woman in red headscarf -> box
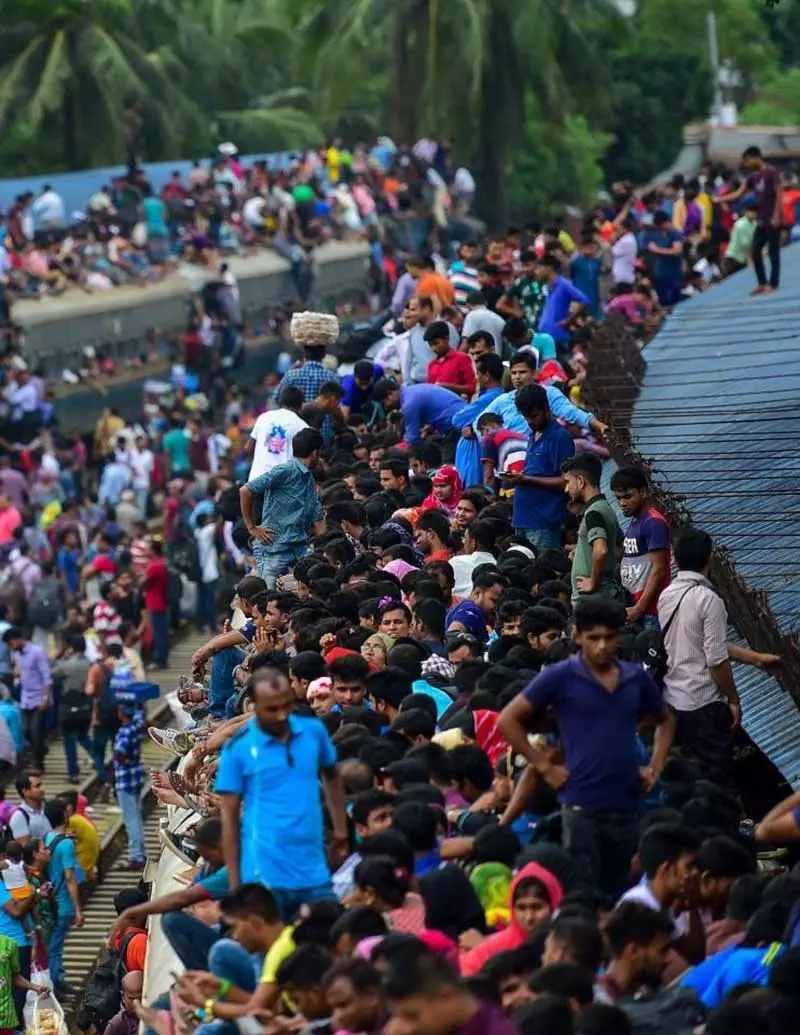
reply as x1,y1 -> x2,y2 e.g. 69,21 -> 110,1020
421,465 -> 463,516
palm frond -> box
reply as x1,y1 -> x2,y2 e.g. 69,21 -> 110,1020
0,34 -> 47,125
27,28 -> 69,126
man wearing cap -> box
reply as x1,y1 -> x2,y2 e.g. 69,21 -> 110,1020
425,321 -> 476,397
373,379 -> 462,446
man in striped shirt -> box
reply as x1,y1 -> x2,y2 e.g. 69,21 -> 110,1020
448,241 -> 481,309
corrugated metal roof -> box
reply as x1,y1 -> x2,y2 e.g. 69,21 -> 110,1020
629,249 -> 800,784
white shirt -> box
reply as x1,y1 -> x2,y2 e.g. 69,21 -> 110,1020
462,306 -> 506,354
617,878 -> 687,938
658,571 -> 729,713
194,523 -> 219,583
248,408 -> 309,480
130,449 -> 154,490
243,196 -> 266,228
450,552 -> 498,599
611,232 -> 638,285
32,190 -> 65,227
9,382 -> 39,420
454,167 -> 476,193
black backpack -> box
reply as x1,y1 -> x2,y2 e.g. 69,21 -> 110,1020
27,578 -> 64,630
619,986 -> 706,1035
169,521 -> 201,583
82,930 -> 138,1027
639,585 -> 697,689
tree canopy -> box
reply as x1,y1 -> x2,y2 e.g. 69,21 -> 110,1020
0,0 -> 795,223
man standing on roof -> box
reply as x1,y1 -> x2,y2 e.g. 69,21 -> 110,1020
658,528 -> 782,782
723,146 -> 782,295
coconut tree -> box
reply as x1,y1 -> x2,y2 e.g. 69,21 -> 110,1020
0,0 -> 194,168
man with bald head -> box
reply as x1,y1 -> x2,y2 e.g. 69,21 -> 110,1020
104,970 -> 143,1035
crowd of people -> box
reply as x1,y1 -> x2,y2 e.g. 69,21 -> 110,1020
0,136 -> 475,315
0,139 -> 797,1035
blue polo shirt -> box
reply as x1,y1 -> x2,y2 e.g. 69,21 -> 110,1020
45,830 -> 80,918
512,421 -> 574,531
215,714 -> 337,890
0,883 -> 27,947
538,277 -> 590,342
523,656 -> 662,812
341,365 -> 384,412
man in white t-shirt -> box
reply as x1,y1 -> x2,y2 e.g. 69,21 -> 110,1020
247,386 -> 308,480
130,434 -> 154,517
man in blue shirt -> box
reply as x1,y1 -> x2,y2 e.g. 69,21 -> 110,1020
216,668 -> 348,921
373,379 -> 462,445
240,428 -> 326,588
569,236 -> 602,317
647,211 -> 684,307
340,360 -> 384,421
44,799 -> 84,997
475,351 -> 606,439
537,254 -> 590,344
504,384 -> 574,551
498,596 -> 675,896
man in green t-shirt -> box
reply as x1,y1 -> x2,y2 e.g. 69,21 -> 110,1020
562,454 -> 622,604
497,249 -> 547,333
724,202 -> 757,276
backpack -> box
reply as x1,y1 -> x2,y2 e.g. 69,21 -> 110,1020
1,805 -> 27,842
169,522 -> 201,583
27,578 -> 63,630
639,585 -> 698,690
82,930 -> 138,1027
619,986 -> 706,1035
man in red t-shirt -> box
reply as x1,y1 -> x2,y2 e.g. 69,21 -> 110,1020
425,321 -> 476,397
142,538 -> 170,669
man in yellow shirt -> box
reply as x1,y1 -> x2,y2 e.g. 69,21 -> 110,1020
175,883 -> 296,1016
59,790 -> 100,885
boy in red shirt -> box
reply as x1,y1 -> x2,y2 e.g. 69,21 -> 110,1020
425,321 -> 475,397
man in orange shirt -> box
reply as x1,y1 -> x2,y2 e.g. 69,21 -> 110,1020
415,257 -> 455,311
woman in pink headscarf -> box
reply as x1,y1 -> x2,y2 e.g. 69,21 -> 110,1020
421,465 -> 463,517
459,862 -> 564,976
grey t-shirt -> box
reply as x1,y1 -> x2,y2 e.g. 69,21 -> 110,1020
462,306 -> 506,354
8,802 -> 52,841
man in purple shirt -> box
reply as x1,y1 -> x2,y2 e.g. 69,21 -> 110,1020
3,628 -> 51,769
391,258 -> 423,318
384,947 -> 517,1035
725,145 -> 783,293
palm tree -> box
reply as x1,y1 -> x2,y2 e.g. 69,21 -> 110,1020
0,0 -> 192,169
163,0 -> 324,153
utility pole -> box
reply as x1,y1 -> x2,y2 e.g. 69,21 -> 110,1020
707,10 -> 724,122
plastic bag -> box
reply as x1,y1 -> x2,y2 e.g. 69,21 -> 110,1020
26,990 -> 67,1035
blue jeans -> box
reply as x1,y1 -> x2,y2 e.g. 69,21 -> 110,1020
161,911 -> 221,971
150,610 -> 169,669
254,543 -> 309,588
63,726 -> 105,781
515,527 -> 562,552
209,646 -> 247,719
117,788 -> 146,861
271,883 -> 335,923
196,580 -> 218,633
93,726 -> 114,785
193,939 -> 262,1035
49,913 -> 73,990
134,488 -> 149,517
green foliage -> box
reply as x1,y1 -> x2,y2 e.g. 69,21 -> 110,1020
0,0 -> 793,222
740,69 -> 800,126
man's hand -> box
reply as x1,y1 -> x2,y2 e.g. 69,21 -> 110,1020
39,698 -> 50,713
755,653 -> 783,678
575,576 -> 595,594
461,425 -> 474,439
502,470 -> 522,485
74,910 -> 85,928
729,700 -> 742,730
538,762 -> 569,791
625,605 -> 643,625
250,526 -> 274,546
329,832 -> 349,867
639,764 -> 659,793
178,972 -> 221,999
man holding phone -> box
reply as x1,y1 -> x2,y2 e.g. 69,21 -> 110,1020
507,384 -> 574,552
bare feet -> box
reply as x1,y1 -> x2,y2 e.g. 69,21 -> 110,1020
751,285 -> 766,295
